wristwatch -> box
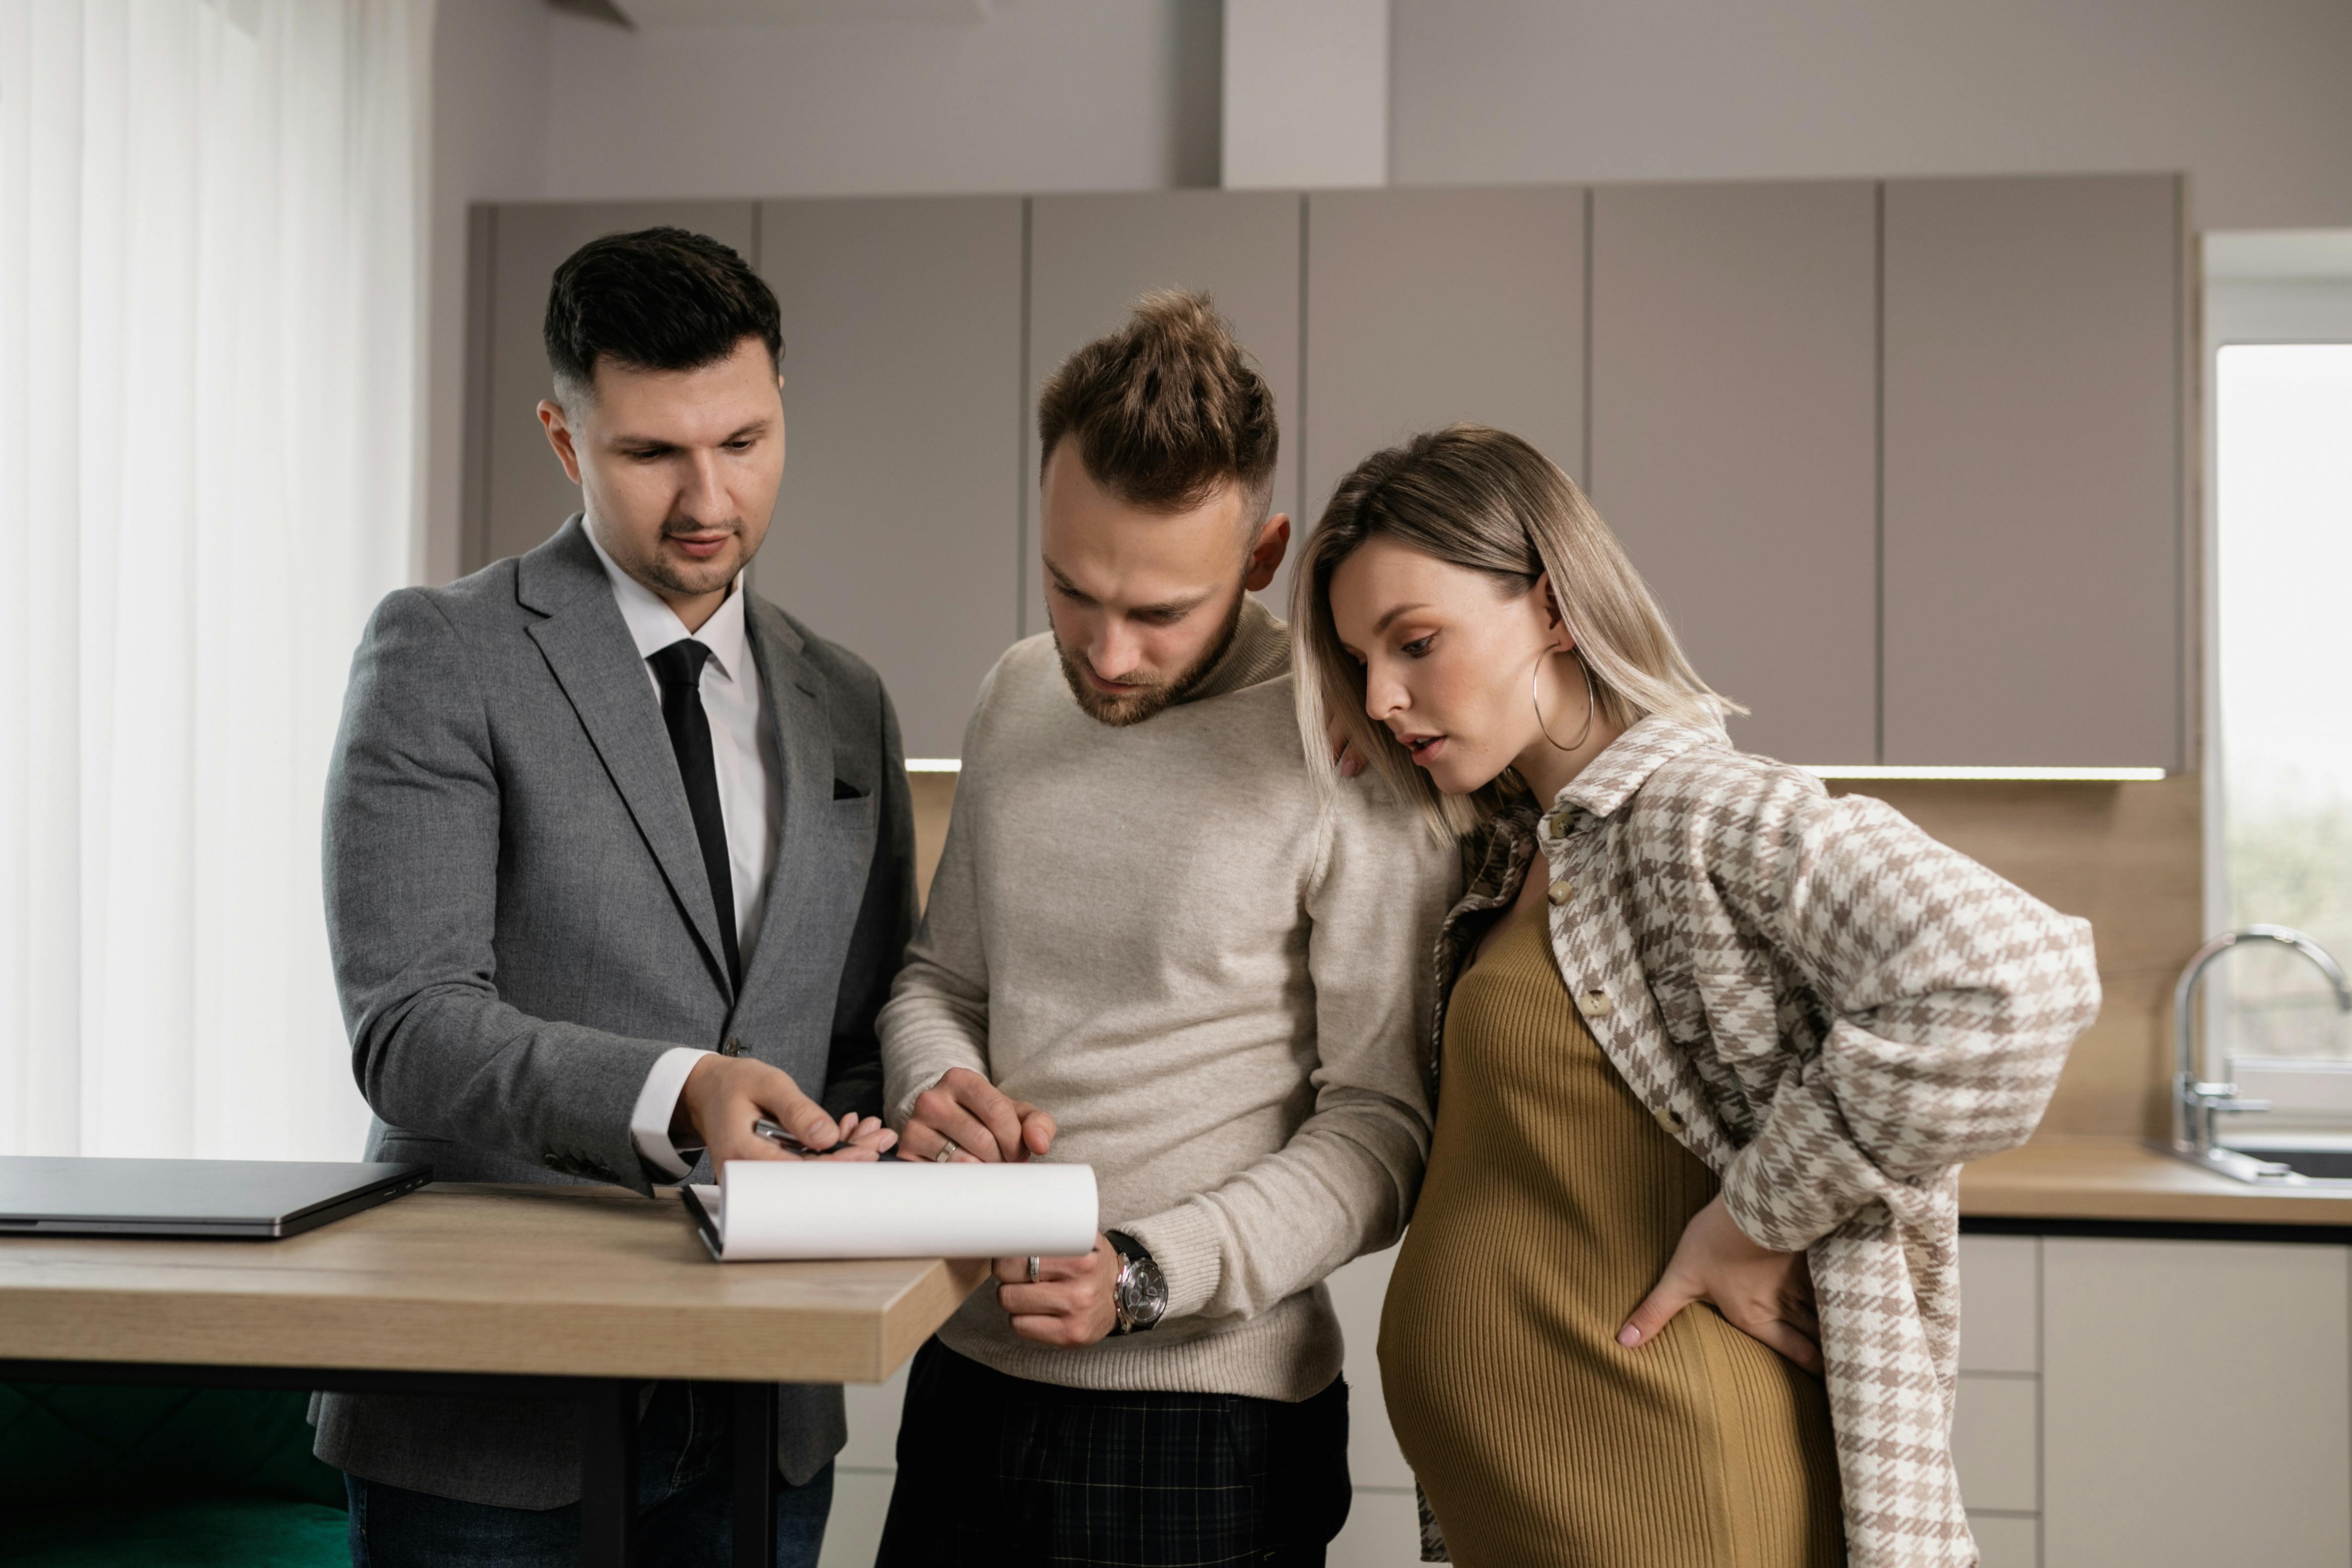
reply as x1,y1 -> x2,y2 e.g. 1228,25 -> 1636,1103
1106,1230 -> 1168,1335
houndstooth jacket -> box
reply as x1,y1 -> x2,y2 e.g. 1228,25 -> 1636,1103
1417,716 -> 2100,1568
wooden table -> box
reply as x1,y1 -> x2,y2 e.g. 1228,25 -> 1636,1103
0,1182 -> 988,1566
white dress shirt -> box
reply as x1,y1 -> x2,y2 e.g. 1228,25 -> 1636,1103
585,526 -> 784,1179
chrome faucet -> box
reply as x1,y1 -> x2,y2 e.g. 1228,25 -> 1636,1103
2173,925 -> 2352,1161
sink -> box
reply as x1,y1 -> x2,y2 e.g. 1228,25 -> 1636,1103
2249,1147 -> 2352,1182
2181,1143 -> 2352,1188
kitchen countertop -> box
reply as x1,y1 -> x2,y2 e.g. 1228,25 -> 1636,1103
1962,1136 -> 2352,1228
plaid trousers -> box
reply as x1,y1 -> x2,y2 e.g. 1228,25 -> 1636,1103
875,1339 -> 1351,1568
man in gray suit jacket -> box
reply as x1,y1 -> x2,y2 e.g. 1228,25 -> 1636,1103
318,228 -> 913,1567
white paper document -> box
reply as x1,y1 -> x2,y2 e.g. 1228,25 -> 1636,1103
687,1160 -> 1100,1262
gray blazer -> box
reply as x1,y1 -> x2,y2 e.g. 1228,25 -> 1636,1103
313,515 -> 917,1508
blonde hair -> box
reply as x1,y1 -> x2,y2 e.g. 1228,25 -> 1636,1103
1292,424 -> 1740,836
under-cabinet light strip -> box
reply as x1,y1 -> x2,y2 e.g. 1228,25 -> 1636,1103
905,758 -> 963,773
1799,764 -> 2167,782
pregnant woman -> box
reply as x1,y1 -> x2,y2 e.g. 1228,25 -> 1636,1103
1292,426 -> 2100,1568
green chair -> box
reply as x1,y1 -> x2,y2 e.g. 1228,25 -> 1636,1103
0,1383 -> 347,1567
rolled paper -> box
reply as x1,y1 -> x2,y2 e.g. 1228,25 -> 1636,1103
694,1160 -> 1100,1262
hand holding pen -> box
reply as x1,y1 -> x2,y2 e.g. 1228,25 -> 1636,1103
755,1114 -> 897,1160
673,1053 -> 897,1169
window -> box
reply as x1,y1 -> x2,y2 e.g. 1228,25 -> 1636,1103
2214,340 -> 2352,1057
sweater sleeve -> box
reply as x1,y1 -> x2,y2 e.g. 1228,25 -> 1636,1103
1120,783 -> 1459,1323
1709,780 -> 2102,1252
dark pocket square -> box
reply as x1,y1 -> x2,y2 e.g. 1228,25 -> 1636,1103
832,777 -> 868,801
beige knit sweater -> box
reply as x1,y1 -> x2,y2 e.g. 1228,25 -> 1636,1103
878,598 -> 1459,1399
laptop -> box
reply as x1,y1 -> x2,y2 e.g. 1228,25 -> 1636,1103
0,1156 -> 432,1239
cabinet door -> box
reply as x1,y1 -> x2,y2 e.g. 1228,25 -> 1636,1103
2043,1237 -> 2350,1565
1303,185 -> 1584,530
1590,181 -> 1877,764
756,197 -> 1024,760
1882,175 -> 2184,768
471,202 -> 760,572
1025,191 -> 1302,631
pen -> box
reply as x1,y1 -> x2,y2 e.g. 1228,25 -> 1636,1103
751,1118 -> 813,1154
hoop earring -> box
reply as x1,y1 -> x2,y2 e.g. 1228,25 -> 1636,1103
1533,650 -> 1596,753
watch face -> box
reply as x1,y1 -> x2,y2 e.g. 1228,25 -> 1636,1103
1124,1257 -> 1170,1327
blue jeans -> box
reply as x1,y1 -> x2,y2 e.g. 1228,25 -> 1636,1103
345,1380 -> 832,1568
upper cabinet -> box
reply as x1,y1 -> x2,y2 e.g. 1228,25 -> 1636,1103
755,197 -> 1024,760
1027,191 -> 1303,628
1302,186 -> 1585,534
1590,181 -> 1879,765
465,174 -> 2191,771
469,202 -> 759,570
1882,175 -> 2185,769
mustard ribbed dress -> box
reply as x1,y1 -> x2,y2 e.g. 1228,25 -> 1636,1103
1380,904 -> 1843,1568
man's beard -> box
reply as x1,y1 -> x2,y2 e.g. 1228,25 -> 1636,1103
1054,590 -> 1246,729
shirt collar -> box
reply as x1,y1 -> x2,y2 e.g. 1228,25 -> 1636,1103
585,523 -> 750,681
1548,714 -> 1726,822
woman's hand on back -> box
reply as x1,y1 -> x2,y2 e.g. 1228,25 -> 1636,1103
1618,1194 -> 1823,1374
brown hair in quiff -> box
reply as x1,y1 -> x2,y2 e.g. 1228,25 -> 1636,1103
1037,290 -> 1279,524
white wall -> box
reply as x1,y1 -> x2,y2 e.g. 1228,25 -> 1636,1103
542,0 -> 1220,199
421,0 -> 2352,579
1391,0 -> 2352,232
421,0 -> 1216,580
423,0 -> 551,585
1222,0 -> 1386,189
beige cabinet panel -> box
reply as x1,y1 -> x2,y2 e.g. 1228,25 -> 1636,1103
1952,1373 -> 2039,1514
1590,181 -> 1876,764
1967,1513 -> 2038,1568
839,1356 -> 911,1471
1882,175 -> 2184,768
472,202 -> 759,572
1025,191 -> 1302,631
1958,1234 -> 2040,1374
1303,185 -> 1584,532
2043,1237 -> 2350,1566
817,1468 -> 895,1568
1326,1239 -> 1413,1489
757,197 -> 1024,759
1330,1486 -> 1426,1567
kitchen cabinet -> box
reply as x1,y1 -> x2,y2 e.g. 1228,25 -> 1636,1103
466,201 -> 759,572
1302,185 -> 1585,535
755,197 -> 1024,759
2042,1235 -> 2349,1566
1589,181 -> 1878,764
1882,175 -> 2186,769
1025,190 -> 1303,629
467,172 -> 2190,766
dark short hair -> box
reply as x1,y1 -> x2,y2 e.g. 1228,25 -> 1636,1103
542,227 -> 783,401
1037,289 -> 1279,521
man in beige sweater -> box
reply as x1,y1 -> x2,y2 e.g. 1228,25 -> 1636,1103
873,292 -> 1457,1566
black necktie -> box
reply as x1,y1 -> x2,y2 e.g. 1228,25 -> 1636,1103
647,639 -> 740,990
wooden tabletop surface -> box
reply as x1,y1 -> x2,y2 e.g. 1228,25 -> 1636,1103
1963,1136 -> 2352,1227
0,1182 -> 987,1383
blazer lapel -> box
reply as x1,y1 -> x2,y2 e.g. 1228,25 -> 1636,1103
520,519 -> 734,995
734,594 -> 835,1007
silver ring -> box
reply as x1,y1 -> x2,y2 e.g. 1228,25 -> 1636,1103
1026,1255 -> 1041,1283
933,1139 -> 958,1163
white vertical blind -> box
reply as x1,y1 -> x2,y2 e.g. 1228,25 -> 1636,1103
0,0 -> 432,1158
